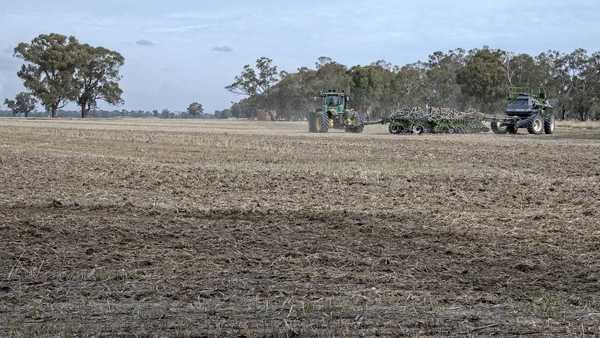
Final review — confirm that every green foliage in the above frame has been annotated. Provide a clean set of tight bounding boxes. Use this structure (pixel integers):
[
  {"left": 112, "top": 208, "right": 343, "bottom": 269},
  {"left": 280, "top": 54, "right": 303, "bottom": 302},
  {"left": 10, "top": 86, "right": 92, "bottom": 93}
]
[
  {"left": 425, "top": 49, "right": 466, "bottom": 109},
  {"left": 563, "top": 49, "right": 600, "bottom": 121},
  {"left": 392, "top": 64, "right": 428, "bottom": 110},
  {"left": 228, "top": 47, "right": 600, "bottom": 120},
  {"left": 224, "top": 47, "right": 600, "bottom": 121},
  {"left": 349, "top": 63, "right": 394, "bottom": 115},
  {"left": 456, "top": 48, "right": 508, "bottom": 113},
  {"left": 187, "top": 102, "right": 204, "bottom": 116},
  {"left": 14, "top": 34, "right": 80, "bottom": 117},
  {"left": 4, "top": 92, "right": 37, "bottom": 117},
  {"left": 214, "top": 109, "right": 232, "bottom": 119},
  {"left": 12, "top": 33, "right": 124, "bottom": 118},
  {"left": 74, "top": 44, "right": 124, "bottom": 118},
  {"left": 313, "top": 62, "right": 352, "bottom": 93},
  {"left": 507, "top": 53, "right": 542, "bottom": 88},
  {"left": 160, "top": 109, "right": 171, "bottom": 118},
  {"left": 226, "top": 57, "right": 279, "bottom": 96}
]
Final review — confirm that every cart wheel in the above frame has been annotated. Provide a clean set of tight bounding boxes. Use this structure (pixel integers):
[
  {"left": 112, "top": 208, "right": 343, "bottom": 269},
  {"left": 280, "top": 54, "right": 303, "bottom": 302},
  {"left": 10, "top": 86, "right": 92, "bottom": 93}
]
[
  {"left": 491, "top": 119, "right": 508, "bottom": 134},
  {"left": 527, "top": 114, "right": 544, "bottom": 135},
  {"left": 544, "top": 115, "right": 555, "bottom": 134}
]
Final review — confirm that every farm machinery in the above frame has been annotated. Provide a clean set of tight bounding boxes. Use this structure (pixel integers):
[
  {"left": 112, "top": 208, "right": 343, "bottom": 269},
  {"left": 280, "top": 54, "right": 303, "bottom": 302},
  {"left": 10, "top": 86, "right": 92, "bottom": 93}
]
[
  {"left": 307, "top": 90, "right": 375, "bottom": 133},
  {"left": 489, "top": 87, "right": 555, "bottom": 135},
  {"left": 307, "top": 90, "right": 488, "bottom": 134},
  {"left": 384, "top": 108, "right": 489, "bottom": 134},
  {"left": 304, "top": 89, "right": 564, "bottom": 135}
]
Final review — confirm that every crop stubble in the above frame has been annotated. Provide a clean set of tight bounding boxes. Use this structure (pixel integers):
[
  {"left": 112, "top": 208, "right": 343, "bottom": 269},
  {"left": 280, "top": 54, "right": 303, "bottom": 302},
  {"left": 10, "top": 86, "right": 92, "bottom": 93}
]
[{"left": 1, "top": 119, "right": 600, "bottom": 337}]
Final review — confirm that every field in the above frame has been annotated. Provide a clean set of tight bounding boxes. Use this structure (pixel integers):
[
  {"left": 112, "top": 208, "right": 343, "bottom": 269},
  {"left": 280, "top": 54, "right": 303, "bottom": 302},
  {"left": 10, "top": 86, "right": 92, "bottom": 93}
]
[{"left": 1, "top": 118, "right": 600, "bottom": 337}]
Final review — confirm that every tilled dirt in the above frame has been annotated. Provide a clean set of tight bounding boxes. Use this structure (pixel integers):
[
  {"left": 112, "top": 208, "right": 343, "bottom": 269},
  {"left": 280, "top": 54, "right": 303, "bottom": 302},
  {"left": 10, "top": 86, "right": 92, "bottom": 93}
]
[{"left": 1, "top": 118, "right": 600, "bottom": 337}]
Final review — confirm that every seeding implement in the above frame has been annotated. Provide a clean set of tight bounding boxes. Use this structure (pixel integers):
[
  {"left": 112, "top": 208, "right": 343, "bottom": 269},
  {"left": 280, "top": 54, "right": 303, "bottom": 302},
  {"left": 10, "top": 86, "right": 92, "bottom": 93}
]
[{"left": 383, "top": 109, "right": 489, "bottom": 135}]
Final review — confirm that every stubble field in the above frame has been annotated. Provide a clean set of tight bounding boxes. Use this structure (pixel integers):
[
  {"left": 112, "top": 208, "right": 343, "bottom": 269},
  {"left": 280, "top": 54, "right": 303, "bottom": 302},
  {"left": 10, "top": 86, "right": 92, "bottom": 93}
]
[{"left": 1, "top": 118, "right": 600, "bottom": 337}]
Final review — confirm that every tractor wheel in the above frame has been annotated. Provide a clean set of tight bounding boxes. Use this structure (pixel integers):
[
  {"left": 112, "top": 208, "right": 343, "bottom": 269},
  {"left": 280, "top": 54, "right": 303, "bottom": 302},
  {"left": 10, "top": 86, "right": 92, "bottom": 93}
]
[
  {"left": 308, "top": 112, "right": 318, "bottom": 133},
  {"left": 527, "top": 114, "right": 544, "bottom": 135},
  {"left": 319, "top": 111, "right": 329, "bottom": 133},
  {"left": 491, "top": 119, "right": 508, "bottom": 134},
  {"left": 544, "top": 115, "right": 555, "bottom": 134}
]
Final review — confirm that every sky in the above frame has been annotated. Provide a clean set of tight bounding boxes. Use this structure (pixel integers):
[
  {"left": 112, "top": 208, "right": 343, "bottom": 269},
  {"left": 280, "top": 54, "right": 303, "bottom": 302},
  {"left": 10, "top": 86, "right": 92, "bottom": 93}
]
[{"left": 0, "top": 0, "right": 599, "bottom": 113}]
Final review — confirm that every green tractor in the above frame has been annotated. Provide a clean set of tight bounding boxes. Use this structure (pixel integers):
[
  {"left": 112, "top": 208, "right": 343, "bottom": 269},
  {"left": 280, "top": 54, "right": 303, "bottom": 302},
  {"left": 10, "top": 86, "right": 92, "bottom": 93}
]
[
  {"left": 490, "top": 87, "right": 555, "bottom": 135},
  {"left": 308, "top": 90, "right": 367, "bottom": 133}
]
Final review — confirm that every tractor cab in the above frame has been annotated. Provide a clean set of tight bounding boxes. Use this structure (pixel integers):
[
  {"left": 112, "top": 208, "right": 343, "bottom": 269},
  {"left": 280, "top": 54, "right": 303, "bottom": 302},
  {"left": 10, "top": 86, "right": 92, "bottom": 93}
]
[{"left": 321, "top": 90, "right": 348, "bottom": 113}]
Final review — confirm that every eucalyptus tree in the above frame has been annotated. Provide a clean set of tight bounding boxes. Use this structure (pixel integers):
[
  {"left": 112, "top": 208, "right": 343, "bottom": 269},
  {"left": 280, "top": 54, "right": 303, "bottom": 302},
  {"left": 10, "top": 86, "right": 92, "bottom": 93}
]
[
  {"left": 457, "top": 48, "right": 509, "bottom": 113},
  {"left": 14, "top": 34, "right": 80, "bottom": 117},
  {"left": 73, "top": 44, "right": 125, "bottom": 118},
  {"left": 4, "top": 92, "right": 36, "bottom": 117},
  {"left": 13, "top": 33, "right": 125, "bottom": 118},
  {"left": 226, "top": 57, "right": 280, "bottom": 119},
  {"left": 187, "top": 102, "right": 204, "bottom": 116}
]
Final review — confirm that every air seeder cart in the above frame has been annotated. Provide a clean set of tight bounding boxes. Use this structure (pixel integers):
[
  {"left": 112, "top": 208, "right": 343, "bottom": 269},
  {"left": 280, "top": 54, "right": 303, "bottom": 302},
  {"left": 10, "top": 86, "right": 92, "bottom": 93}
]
[{"left": 489, "top": 87, "right": 555, "bottom": 135}]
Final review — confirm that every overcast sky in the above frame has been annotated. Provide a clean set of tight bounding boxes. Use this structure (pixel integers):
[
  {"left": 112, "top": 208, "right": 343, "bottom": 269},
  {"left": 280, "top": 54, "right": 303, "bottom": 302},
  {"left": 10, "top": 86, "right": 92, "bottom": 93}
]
[{"left": 0, "top": 0, "right": 598, "bottom": 112}]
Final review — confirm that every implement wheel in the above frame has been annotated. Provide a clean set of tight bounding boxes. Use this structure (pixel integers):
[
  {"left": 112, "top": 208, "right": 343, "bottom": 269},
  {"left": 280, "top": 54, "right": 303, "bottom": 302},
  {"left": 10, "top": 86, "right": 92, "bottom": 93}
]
[
  {"left": 412, "top": 125, "right": 425, "bottom": 135},
  {"left": 491, "top": 119, "right": 508, "bottom": 134},
  {"left": 389, "top": 124, "right": 403, "bottom": 134},
  {"left": 527, "top": 114, "right": 544, "bottom": 135}
]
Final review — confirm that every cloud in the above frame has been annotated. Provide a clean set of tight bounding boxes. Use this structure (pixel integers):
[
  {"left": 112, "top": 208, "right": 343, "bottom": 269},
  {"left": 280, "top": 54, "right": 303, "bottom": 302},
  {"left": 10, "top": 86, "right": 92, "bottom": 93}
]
[
  {"left": 136, "top": 39, "right": 156, "bottom": 47},
  {"left": 212, "top": 45, "right": 233, "bottom": 53},
  {"left": 146, "top": 24, "right": 211, "bottom": 34}
]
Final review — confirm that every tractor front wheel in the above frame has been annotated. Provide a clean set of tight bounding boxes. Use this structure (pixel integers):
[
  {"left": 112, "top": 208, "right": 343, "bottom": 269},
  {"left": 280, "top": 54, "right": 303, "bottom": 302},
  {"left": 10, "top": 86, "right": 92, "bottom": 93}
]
[{"left": 319, "top": 111, "right": 330, "bottom": 133}]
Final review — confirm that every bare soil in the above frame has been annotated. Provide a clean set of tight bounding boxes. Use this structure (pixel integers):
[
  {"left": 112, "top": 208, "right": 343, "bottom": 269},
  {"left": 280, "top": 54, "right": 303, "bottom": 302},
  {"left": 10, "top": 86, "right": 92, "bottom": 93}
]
[{"left": 1, "top": 118, "right": 600, "bottom": 337}]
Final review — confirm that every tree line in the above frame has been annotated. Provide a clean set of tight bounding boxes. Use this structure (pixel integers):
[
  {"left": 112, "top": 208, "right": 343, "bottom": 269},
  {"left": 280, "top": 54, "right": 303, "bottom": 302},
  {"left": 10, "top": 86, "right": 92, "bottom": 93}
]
[
  {"left": 223, "top": 48, "right": 600, "bottom": 121},
  {"left": 5, "top": 35, "right": 600, "bottom": 121},
  {"left": 0, "top": 108, "right": 213, "bottom": 119}
]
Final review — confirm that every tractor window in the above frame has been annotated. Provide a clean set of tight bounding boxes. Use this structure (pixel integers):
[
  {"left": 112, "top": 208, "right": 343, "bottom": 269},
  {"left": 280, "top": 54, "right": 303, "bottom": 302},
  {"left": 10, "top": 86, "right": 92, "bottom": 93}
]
[
  {"left": 325, "top": 96, "right": 341, "bottom": 106},
  {"left": 507, "top": 98, "right": 530, "bottom": 110}
]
